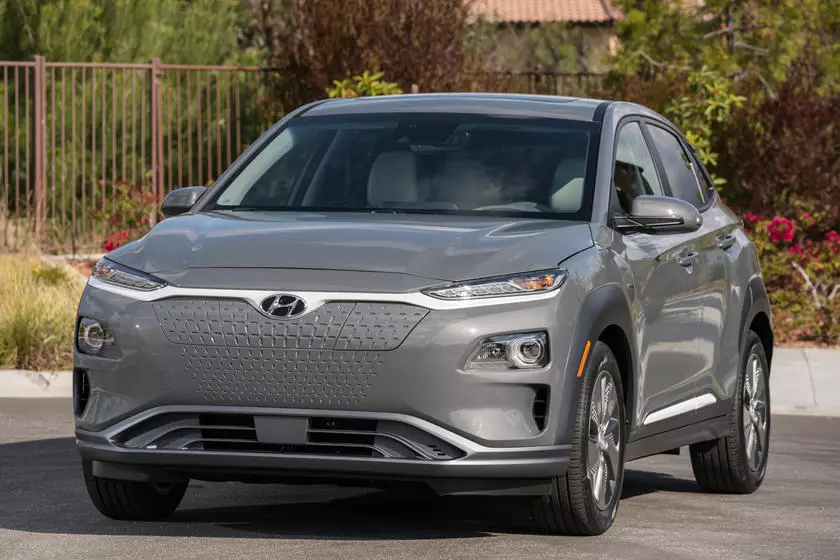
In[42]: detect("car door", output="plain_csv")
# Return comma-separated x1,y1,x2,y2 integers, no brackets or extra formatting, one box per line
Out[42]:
608,120,706,432
668,133,742,414
644,122,731,423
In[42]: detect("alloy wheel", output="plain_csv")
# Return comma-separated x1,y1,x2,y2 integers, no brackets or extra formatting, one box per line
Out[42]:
742,352,768,472
587,371,621,510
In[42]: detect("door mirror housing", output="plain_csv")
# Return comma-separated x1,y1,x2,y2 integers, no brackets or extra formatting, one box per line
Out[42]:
161,186,207,217
613,195,702,234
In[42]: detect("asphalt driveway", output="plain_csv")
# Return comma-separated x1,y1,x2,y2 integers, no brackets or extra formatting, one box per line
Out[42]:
1,399,838,560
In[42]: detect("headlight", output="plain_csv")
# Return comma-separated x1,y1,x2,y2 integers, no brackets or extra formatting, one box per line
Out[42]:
92,258,166,291
468,332,549,370
424,270,566,300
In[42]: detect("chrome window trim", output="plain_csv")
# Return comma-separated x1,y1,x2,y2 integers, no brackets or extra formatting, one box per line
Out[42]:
87,276,565,311
642,393,717,426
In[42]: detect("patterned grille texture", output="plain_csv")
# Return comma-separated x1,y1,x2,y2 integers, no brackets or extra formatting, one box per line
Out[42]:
153,298,428,405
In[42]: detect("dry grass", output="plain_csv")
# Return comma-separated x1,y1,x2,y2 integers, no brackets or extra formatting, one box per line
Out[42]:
0,253,83,370
1,205,39,253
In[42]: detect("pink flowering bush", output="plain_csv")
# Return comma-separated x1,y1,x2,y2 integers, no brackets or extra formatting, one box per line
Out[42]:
744,209,840,344
89,180,160,253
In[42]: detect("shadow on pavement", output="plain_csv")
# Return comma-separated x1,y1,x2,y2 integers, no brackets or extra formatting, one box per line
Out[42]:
622,468,701,499
0,436,701,539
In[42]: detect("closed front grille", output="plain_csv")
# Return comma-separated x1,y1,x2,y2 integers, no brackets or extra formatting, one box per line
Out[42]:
112,412,464,461
152,298,429,406
179,346,384,406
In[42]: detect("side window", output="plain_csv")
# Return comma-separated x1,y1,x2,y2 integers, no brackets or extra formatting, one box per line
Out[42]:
647,125,705,208
613,122,663,214
688,147,717,202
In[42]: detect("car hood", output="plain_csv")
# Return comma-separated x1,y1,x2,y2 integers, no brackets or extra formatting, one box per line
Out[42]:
108,211,593,290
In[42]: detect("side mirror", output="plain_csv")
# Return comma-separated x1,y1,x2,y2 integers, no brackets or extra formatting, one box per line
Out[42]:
614,195,702,234
161,186,207,218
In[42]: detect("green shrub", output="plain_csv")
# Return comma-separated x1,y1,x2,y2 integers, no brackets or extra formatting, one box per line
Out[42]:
0,254,83,370
327,71,403,98
663,67,744,185
32,264,71,286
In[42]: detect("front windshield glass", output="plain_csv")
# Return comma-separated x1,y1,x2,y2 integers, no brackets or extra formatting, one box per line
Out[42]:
205,113,596,220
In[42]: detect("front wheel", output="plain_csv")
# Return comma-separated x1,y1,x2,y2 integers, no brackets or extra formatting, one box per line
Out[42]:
83,460,188,521
689,330,770,493
528,341,626,535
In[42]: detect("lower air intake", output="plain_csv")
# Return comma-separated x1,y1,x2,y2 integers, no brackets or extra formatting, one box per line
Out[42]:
111,412,464,461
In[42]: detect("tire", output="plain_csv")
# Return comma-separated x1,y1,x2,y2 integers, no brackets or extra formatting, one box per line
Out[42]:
689,330,770,494
82,460,188,521
528,341,626,535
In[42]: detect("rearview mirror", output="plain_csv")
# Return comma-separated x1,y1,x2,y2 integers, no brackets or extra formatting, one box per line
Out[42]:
613,195,702,234
161,186,207,218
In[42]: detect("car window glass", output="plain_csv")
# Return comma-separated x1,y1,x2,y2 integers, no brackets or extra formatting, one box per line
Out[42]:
206,115,597,220
688,148,716,202
218,127,322,206
647,125,705,208
613,122,663,214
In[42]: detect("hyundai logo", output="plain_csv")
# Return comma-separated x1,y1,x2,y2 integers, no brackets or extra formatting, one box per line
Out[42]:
259,294,306,318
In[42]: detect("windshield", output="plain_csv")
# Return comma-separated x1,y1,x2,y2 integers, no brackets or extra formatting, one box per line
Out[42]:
205,113,597,220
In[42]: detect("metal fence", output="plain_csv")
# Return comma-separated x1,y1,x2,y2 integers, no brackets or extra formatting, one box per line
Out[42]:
0,58,604,252
498,71,604,97
1,57,274,251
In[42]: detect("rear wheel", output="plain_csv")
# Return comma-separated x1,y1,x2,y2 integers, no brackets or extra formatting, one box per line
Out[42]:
83,460,188,521
689,331,770,493
528,342,626,535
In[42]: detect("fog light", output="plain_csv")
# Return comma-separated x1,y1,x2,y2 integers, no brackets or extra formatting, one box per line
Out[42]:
468,332,548,370
77,318,107,355
508,335,547,368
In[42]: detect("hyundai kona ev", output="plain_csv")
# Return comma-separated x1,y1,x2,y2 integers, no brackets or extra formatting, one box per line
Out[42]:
74,94,772,535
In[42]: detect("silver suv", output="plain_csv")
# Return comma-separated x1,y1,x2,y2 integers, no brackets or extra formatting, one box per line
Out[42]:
74,94,772,535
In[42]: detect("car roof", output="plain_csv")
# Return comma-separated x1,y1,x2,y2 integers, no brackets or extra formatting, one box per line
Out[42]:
301,93,609,122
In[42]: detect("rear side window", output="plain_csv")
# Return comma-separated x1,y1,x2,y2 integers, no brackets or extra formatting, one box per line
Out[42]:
647,125,705,208
688,148,717,202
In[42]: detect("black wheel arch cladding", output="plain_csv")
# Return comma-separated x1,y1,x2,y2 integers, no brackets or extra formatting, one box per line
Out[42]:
557,284,636,446
739,277,774,367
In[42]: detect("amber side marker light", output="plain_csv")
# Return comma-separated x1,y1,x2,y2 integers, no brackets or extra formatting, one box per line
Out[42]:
576,340,592,377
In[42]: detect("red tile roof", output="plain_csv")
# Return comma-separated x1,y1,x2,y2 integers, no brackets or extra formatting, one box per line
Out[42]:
472,0,622,24
472,0,705,24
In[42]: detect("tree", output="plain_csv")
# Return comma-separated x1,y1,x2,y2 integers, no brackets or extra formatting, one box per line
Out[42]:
252,0,482,112
472,21,590,73
611,0,840,93
0,0,248,65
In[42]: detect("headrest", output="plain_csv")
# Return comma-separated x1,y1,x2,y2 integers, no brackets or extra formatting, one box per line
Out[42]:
367,151,418,207
550,157,586,212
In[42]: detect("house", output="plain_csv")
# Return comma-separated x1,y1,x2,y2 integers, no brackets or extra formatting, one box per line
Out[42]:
472,0,703,73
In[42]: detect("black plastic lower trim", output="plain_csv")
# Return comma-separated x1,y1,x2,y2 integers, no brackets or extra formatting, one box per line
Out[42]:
625,415,731,462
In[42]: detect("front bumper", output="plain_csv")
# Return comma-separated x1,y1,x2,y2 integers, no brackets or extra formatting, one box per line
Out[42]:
74,278,587,488
76,405,570,493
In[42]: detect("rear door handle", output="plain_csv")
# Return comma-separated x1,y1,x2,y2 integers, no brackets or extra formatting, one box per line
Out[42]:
678,251,698,267
717,233,737,250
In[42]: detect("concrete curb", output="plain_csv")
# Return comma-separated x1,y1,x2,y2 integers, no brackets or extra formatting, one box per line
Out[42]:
0,370,73,398
2,348,838,415
771,348,840,416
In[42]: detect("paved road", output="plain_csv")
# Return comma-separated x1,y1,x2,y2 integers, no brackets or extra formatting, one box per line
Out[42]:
1,399,838,560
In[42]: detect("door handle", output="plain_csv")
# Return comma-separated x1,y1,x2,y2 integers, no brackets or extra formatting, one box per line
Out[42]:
678,251,698,267
717,233,737,250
